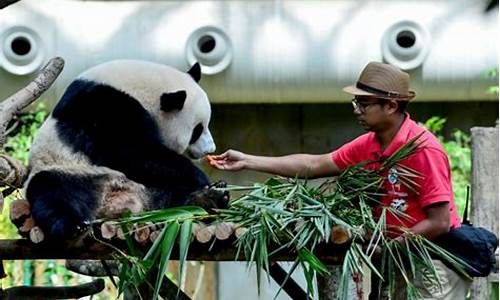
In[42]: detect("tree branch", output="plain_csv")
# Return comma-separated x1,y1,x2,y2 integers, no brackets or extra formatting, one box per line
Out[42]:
0,155,27,188
0,238,347,263
1,279,104,299
66,259,120,277
0,57,64,147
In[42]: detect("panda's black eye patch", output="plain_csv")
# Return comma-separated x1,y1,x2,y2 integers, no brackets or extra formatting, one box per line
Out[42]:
160,90,186,112
189,123,204,145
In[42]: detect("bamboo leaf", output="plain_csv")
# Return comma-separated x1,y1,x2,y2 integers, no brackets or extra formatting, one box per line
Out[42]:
352,243,383,279
178,220,193,279
153,221,180,300
113,206,206,224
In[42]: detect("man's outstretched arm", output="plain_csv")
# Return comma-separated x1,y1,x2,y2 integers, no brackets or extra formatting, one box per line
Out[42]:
208,150,341,179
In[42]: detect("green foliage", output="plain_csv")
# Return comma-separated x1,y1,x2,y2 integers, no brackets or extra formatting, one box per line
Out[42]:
486,67,499,95
3,103,47,164
0,104,45,289
421,117,471,218
106,206,208,299
1,103,47,241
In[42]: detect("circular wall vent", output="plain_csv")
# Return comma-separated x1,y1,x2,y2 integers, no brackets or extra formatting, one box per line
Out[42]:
0,26,45,75
381,21,431,70
186,26,232,75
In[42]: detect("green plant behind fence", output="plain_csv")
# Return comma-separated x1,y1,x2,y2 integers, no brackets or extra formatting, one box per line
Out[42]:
421,116,471,218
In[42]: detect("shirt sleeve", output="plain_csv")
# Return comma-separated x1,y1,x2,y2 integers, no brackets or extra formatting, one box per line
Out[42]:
331,135,366,171
412,147,453,207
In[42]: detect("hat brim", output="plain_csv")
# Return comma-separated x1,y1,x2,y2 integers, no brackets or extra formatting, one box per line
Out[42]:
343,85,376,96
343,85,416,101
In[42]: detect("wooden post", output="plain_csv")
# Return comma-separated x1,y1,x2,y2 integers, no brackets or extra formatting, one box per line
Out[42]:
470,127,499,300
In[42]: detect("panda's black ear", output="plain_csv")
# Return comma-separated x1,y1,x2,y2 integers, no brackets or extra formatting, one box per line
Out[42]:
161,90,186,112
187,63,201,83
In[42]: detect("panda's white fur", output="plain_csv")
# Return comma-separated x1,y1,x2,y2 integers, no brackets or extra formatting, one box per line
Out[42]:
24,60,224,239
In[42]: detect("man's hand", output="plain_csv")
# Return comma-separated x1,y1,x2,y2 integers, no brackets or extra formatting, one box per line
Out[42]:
207,150,247,171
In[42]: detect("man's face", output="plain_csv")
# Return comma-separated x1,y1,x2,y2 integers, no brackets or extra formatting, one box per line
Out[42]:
351,96,392,131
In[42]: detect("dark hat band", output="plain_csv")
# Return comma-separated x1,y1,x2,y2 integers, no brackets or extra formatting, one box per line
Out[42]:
356,81,410,99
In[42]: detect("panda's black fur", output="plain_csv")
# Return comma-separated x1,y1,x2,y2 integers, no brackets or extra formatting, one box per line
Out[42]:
25,61,225,239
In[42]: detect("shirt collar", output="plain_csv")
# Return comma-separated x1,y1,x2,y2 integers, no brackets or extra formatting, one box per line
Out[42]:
370,113,413,158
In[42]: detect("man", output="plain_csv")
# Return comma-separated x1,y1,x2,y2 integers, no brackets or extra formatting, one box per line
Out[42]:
208,62,471,299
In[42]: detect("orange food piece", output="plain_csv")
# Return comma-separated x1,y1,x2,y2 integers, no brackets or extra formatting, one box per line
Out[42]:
206,155,215,164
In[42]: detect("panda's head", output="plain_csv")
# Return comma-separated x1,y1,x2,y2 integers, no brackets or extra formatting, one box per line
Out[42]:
78,60,215,159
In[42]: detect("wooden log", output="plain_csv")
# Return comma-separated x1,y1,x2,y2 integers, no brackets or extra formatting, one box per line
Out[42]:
133,224,151,243
66,260,120,277
147,222,158,232
191,222,202,236
149,229,161,243
195,224,215,244
330,225,352,245
116,226,127,240
1,279,105,299
29,226,44,244
215,222,235,240
18,216,35,236
0,238,346,262
9,199,31,226
100,221,117,240
0,155,27,189
9,199,35,237
234,226,248,239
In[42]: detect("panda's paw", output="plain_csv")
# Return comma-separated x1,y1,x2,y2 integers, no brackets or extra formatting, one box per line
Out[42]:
209,180,227,190
208,180,230,207
49,217,91,240
188,181,230,210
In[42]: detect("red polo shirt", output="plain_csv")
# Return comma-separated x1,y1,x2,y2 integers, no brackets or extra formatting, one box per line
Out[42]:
332,114,461,233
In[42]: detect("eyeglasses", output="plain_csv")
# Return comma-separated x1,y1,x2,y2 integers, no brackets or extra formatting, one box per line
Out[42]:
351,98,384,113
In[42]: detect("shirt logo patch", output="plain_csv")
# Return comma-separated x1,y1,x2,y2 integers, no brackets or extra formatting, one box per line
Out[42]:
388,167,398,184
390,198,408,212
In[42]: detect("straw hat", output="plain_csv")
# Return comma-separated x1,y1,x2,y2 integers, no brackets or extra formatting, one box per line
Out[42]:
343,62,416,100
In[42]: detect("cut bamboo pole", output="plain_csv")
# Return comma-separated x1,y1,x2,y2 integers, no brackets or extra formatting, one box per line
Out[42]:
330,225,352,244
134,224,151,243
29,226,44,244
215,222,235,240
100,222,117,240
195,224,215,244
234,226,248,239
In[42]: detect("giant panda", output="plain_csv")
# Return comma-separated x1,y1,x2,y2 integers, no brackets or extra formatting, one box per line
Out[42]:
24,60,227,239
